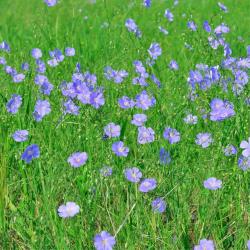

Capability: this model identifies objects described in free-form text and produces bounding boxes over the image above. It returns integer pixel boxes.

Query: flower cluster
[5,0,250,249]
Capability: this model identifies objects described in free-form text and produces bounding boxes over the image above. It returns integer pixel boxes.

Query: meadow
[1,0,250,249]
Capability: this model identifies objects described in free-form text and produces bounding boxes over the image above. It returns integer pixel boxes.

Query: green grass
[1,0,250,249]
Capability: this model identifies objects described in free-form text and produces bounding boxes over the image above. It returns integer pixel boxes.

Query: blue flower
[12,130,29,142]
[194,239,215,250]
[5,65,16,75]
[247,240,250,250]
[90,90,105,109]
[144,0,151,8]
[44,0,58,7]
[31,48,42,59]
[33,100,51,122]
[131,114,147,127]
[63,99,79,115]
[203,21,211,32]
[118,96,135,109]
[238,155,250,171]
[94,231,116,250]
[159,147,171,165]
[104,123,121,138]
[159,26,169,35]
[58,202,80,218]
[148,43,162,60]
[240,138,250,157]
[6,94,22,114]
[210,99,235,121]
[187,21,197,31]
[21,144,40,164]
[0,57,6,65]
[163,127,180,144]
[214,23,230,36]
[218,2,228,13]
[100,166,113,177]
[112,141,129,157]
[68,152,88,168]
[204,177,222,190]
[224,144,237,156]
[195,133,213,148]
[164,9,174,22]
[125,167,142,183]
[65,47,75,56]
[139,178,157,193]
[135,91,156,110]
[151,74,161,88]
[13,73,25,83]
[169,60,179,70]
[137,126,155,144]
[151,198,166,213]
[125,19,142,38]
[36,59,46,73]
[184,114,198,125]
[0,41,10,52]
[20,62,29,72]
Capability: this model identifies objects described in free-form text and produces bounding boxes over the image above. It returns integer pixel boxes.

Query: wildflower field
[1,0,250,249]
